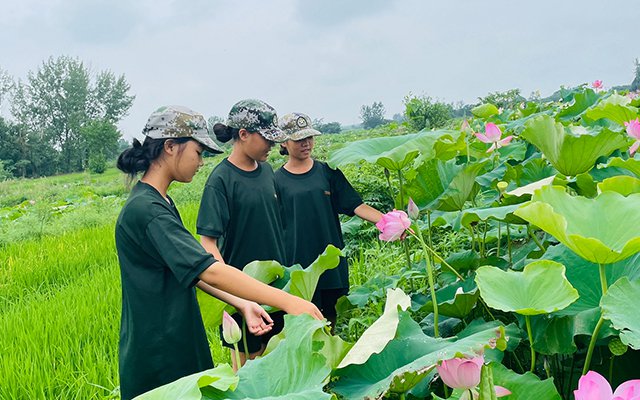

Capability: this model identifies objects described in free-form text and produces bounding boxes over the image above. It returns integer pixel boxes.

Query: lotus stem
[525,315,536,372]
[507,223,513,267]
[411,231,439,337]
[242,321,250,360]
[423,245,465,281]
[582,263,610,375]
[232,343,242,372]
[397,170,405,208]
[497,222,501,258]
[582,316,605,375]
[528,225,546,252]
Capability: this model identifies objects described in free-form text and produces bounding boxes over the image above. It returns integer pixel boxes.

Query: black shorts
[220,311,285,354]
[311,287,349,319]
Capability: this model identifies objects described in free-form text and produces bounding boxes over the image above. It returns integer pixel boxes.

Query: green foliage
[360,101,386,129]
[6,55,133,177]
[0,159,12,181]
[403,94,453,131]
[478,88,526,109]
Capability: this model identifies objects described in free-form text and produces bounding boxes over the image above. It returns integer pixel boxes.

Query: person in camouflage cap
[198,99,292,367]
[114,105,322,398]
[278,112,322,141]
[225,99,287,143]
[143,105,222,154]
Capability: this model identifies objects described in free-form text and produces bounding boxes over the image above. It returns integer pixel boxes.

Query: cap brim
[259,128,288,143]
[286,128,322,141]
[193,134,223,154]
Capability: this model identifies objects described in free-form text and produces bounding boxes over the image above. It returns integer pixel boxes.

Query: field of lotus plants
[141,84,640,399]
[3,83,640,399]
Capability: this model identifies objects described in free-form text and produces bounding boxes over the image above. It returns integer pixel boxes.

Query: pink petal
[495,386,512,397]
[485,123,502,141]
[574,371,613,400]
[455,360,482,389]
[625,119,640,140]
[474,132,492,143]
[630,141,640,156]
[613,380,640,399]
[498,136,514,147]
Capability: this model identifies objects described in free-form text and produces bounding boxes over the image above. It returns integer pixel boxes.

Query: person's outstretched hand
[238,301,274,336]
[284,296,324,320]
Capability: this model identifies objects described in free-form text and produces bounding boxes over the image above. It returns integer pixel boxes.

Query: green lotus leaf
[514,185,640,264]
[601,277,640,349]
[608,157,640,178]
[541,244,640,339]
[556,88,599,121]
[203,315,333,399]
[416,278,480,318]
[597,175,640,196]
[338,288,411,368]
[458,204,526,231]
[471,103,500,118]
[519,115,627,176]
[584,94,639,126]
[491,362,562,400]
[404,158,487,211]
[530,315,577,355]
[200,246,339,327]
[327,129,463,171]
[332,313,510,400]
[136,365,238,400]
[503,157,557,187]
[475,260,578,316]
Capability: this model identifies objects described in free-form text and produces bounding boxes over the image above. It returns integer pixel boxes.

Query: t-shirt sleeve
[329,166,363,216]
[146,213,216,288]
[196,181,230,238]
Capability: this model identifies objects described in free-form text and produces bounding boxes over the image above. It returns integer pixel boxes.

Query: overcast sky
[1,0,639,140]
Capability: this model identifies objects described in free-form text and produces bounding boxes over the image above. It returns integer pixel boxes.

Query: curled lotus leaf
[514,185,640,264]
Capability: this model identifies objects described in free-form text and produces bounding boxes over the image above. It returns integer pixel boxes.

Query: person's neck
[284,157,314,174]
[228,149,259,171]
[140,166,172,202]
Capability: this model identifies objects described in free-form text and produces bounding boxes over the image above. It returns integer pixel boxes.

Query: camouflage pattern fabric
[143,105,222,153]
[279,112,322,141]
[226,99,287,142]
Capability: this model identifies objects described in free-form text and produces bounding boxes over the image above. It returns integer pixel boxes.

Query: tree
[0,67,13,109]
[403,94,453,131]
[81,119,121,173]
[478,88,525,109]
[360,101,386,129]
[312,118,341,134]
[10,56,134,175]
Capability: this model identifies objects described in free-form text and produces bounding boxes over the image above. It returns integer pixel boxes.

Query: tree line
[0,56,134,178]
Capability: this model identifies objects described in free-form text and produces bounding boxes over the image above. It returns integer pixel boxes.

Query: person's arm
[200,235,224,264]
[354,203,383,224]
[196,281,274,335]
[199,262,324,320]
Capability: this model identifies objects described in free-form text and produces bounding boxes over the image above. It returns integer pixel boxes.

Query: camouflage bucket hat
[279,112,322,141]
[143,105,222,154]
[226,99,287,143]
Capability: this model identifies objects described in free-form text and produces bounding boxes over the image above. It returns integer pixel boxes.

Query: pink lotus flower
[375,210,411,241]
[626,91,639,100]
[407,198,419,220]
[474,123,514,153]
[592,80,603,90]
[575,371,640,400]
[222,311,242,344]
[624,118,640,156]
[437,356,511,399]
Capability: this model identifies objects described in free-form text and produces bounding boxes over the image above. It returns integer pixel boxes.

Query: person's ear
[163,139,176,155]
[238,128,251,141]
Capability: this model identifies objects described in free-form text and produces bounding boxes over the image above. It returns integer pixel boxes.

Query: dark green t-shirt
[275,161,363,289]
[196,159,286,269]
[115,182,216,400]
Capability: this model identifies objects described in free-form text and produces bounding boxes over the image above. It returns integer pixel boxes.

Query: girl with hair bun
[115,105,322,399]
[196,99,290,368]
